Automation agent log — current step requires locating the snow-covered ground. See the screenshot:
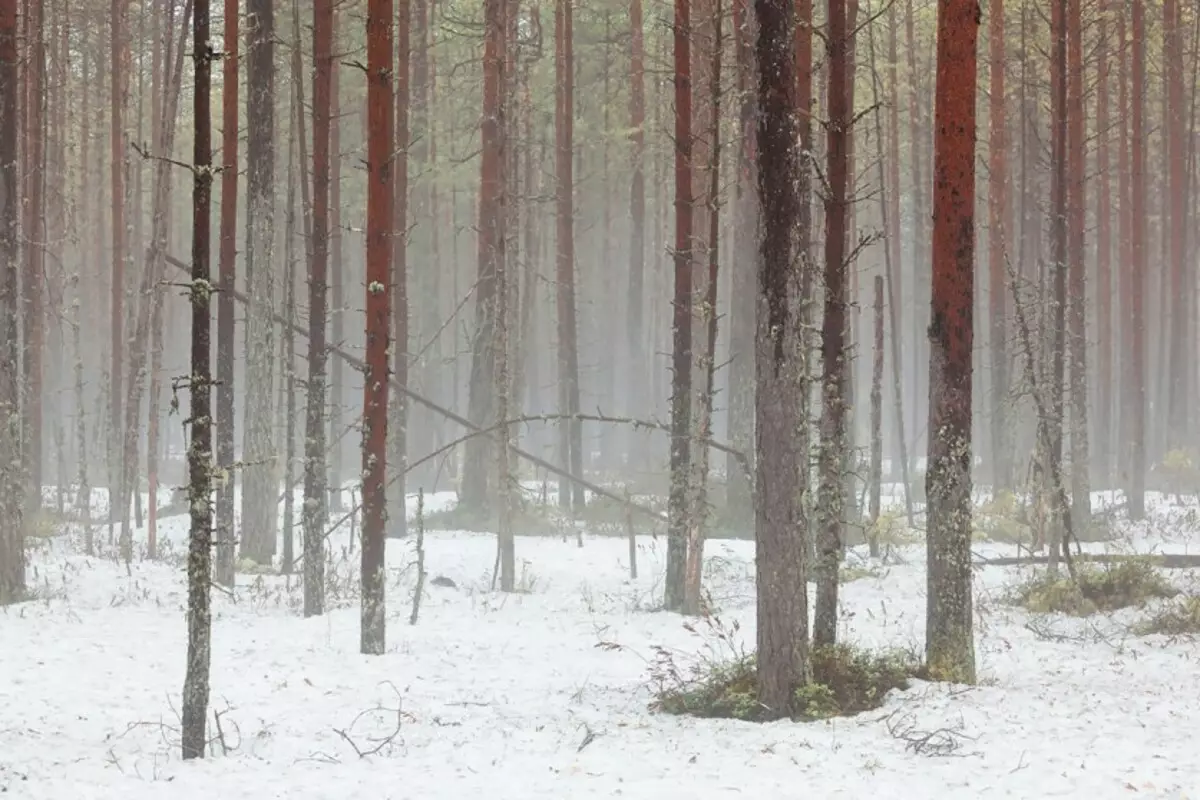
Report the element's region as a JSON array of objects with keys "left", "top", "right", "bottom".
[{"left": 4, "top": 488, "right": 1200, "bottom": 799}]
